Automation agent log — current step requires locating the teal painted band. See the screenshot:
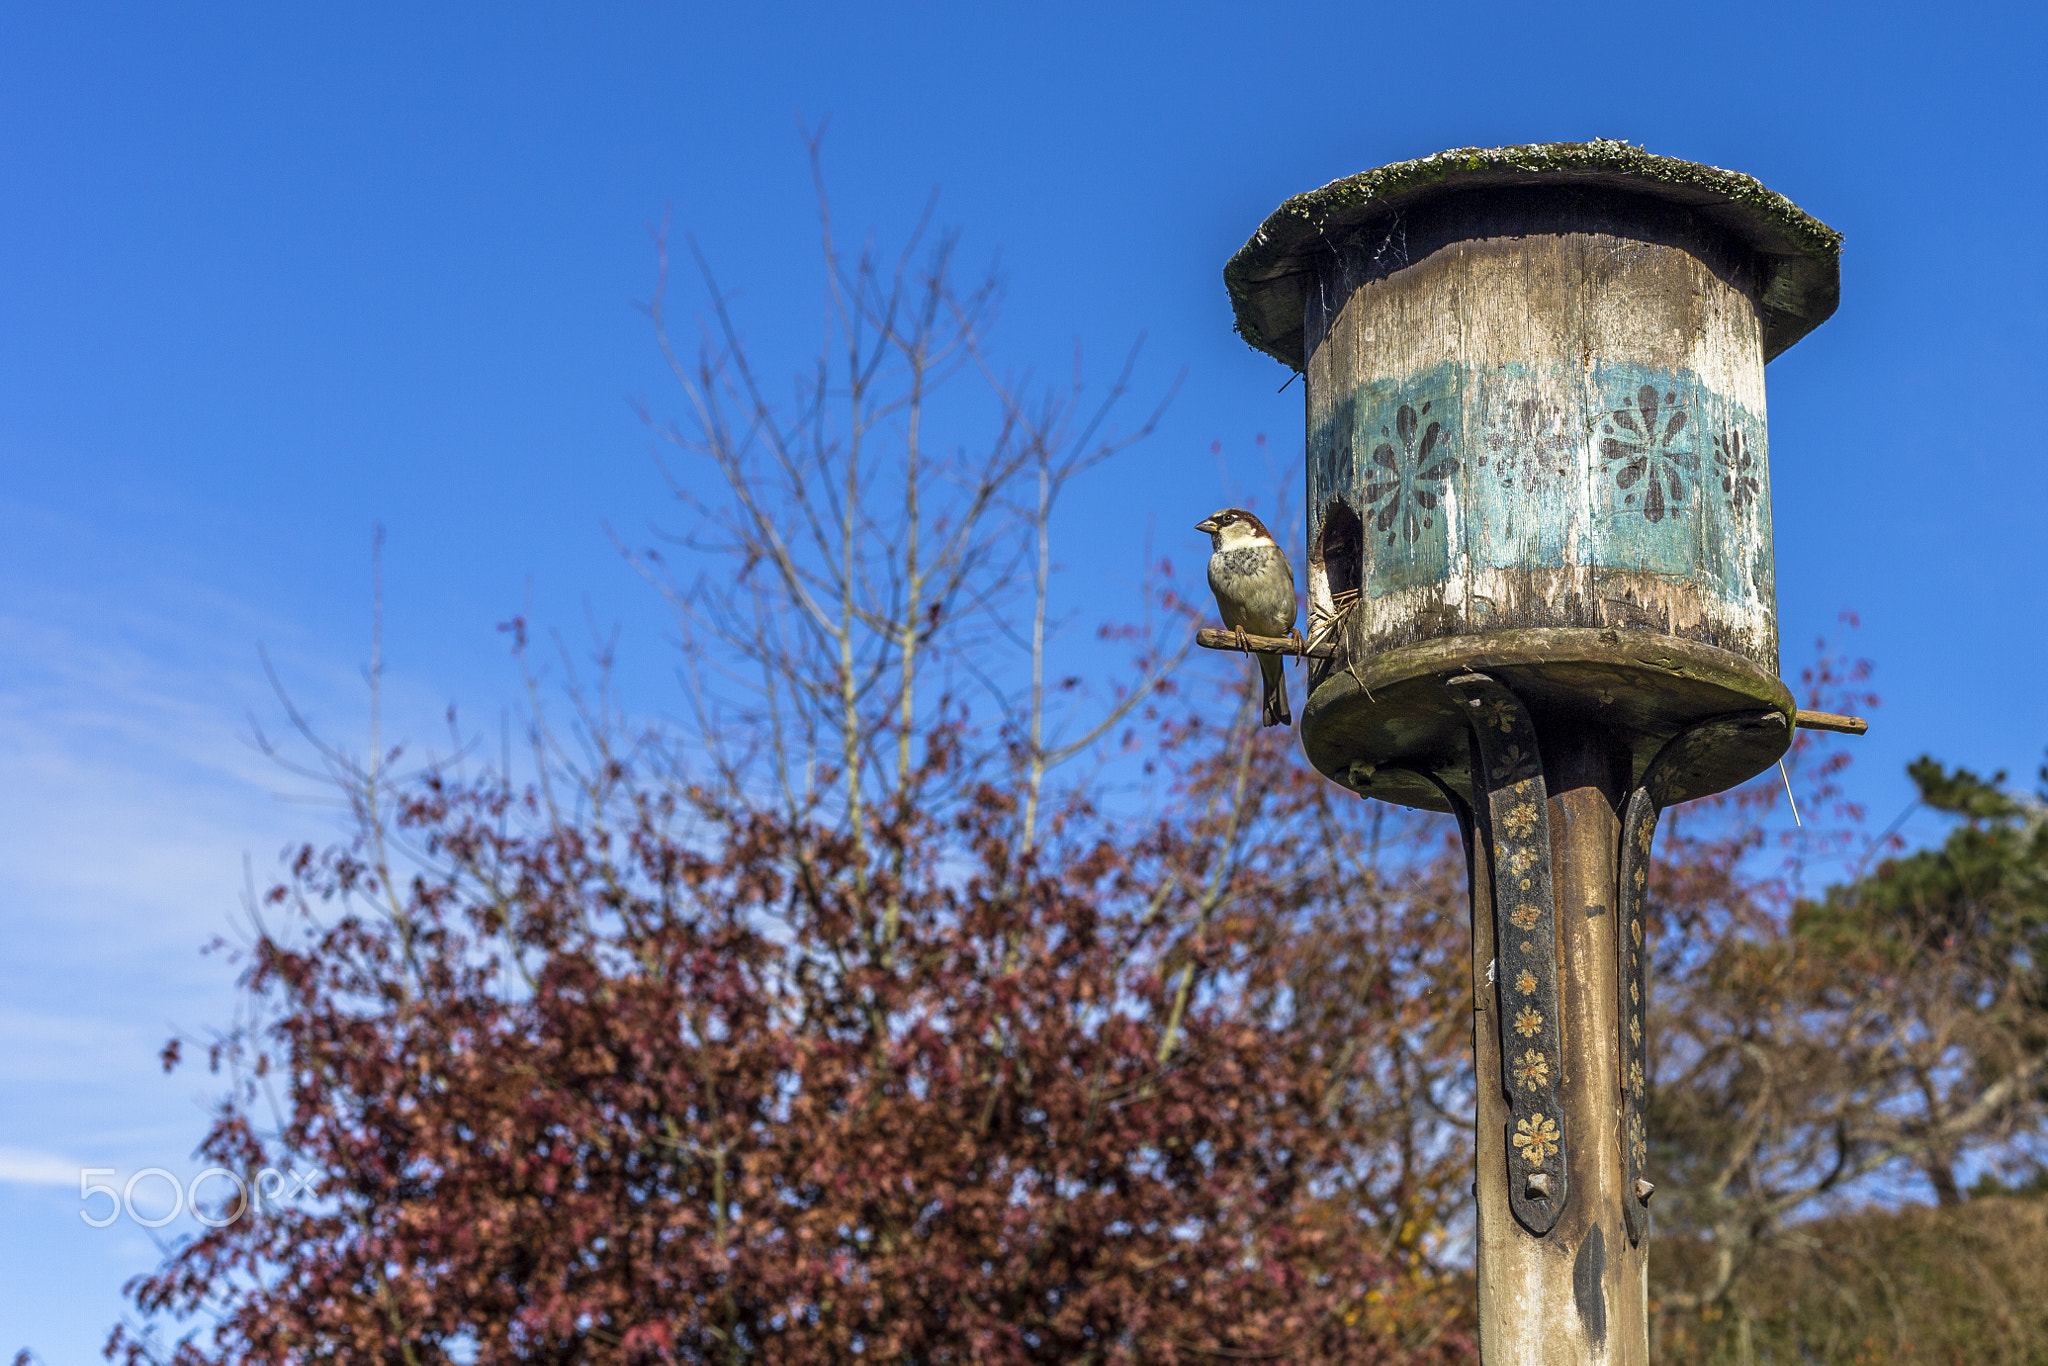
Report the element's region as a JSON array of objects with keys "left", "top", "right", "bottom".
[{"left": 1309, "top": 361, "right": 1773, "bottom": 612}]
